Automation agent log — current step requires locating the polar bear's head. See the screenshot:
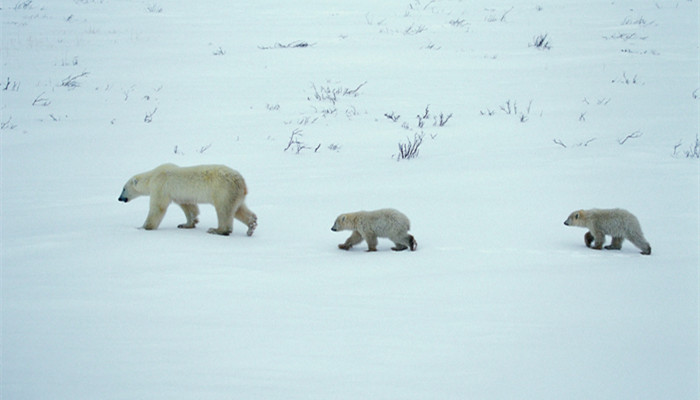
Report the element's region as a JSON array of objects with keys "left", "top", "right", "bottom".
[
  {"left": 563, "top": 210, "right": 586, "bottom": 227},
  {"left": 331, "top": 214, "right": 350, "bottom": 231},
  {"left": 118, "top": 175, "right": 148, "bottom": 203}
]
